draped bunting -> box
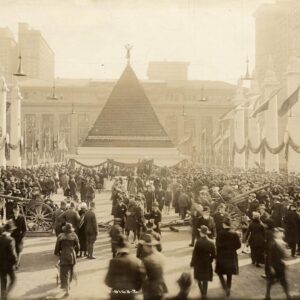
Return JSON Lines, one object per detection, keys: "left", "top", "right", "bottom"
{"left": 68, "top": 158, "right": 154, "bottom": 169}
{"left": 233, "top": 134, "right": 300, "bottom": 161}
{"left": 68, "top": 157, "right": 187, "bottom": 170}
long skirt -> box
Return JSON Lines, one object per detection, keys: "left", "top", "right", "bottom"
{"left": 60, "top": 264, "right": 74, "bottom": 290}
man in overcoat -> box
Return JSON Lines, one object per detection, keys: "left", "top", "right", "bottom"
{"left": 215, "top": 218, "right": 241, "bottom": 297}
{"left": 141, "top": 234, "right": 168, "bottom": 300}
{"left": 0, "top": 221, "right": 17, "bottom": 300}
{"left": 105, "top": 236, "right": 145, "bottom": 300}
{"left": 84, "top": 201, "right": 98, "bottom": 259}
{"left": 190, "top": 225, "right": 216, "bottom": 299}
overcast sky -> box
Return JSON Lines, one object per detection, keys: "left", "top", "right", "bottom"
{"left": 0, "top": 0, "right": 275, "bottom": 83}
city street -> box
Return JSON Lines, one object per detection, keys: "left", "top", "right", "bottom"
{"left": 9, "top": 188, "right": 300, "bottom": 300}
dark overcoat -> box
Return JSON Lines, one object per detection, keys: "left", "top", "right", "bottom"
{"left": 0, "top": 233, "right": 17, "bottom": 272}
{"left": 84, "top": 209, "right": 98, "bottom": 239}
{"left": 105, "top": 252, "right": 145, "bottom": 291}
{"left": 190, "top": 236, "right": 216, "bottom": 281}
{"left": 215, "top": 228, "right": 241, "bottom": 275}
{"left": 284, "top": 210, "right": 299, "bottom": 244}
{"left": 245, "top": 219, "right": 265, "bottom": 248}
{"left": 142, "top": 251, "right": 168, "bottom": 297}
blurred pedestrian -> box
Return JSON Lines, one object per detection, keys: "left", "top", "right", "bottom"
{"left": 215, "top": 218, "right": 241, "bottom": 297}
{"left": 190, "top": 225, "right": 216, "bottom": 299}
{"left": 0, "top": 221, "right": 17, "bottom": 300}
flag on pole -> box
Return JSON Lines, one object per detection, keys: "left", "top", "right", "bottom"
{"left": 251, "top": 88, "right": 281, "bottom": 118}
{"left": 278, "top": 86, "right": 300, "bottom": 117}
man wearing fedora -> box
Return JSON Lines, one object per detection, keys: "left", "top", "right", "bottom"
{"left": 141, "top": 234, "right": 168, "bottom": 300}
{"left": 190, "top": 225, "right": 216, "bottom": 299}
{"left": 84, "top": 201, "right": 98, "bottom": 259}
{"left": 0, "top": 220, "right": 17, "bottom": 300}
{"left": 215, "top": 218, "right": 241, "bottom": 297}
{"left": 10, "top": 204, "right": 27, "bottom": 269}
{"left": 55, "top": 222, "right": 79, "bottom": 298}
{"left": 105, "top": 235, "right": 145, "bottom": 300}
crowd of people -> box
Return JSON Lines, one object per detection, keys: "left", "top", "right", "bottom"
{"left": 0, "top": 164, "right": 300, "bottom": 299}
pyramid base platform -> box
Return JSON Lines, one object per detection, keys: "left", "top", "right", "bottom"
{"left": 69, "top": 147, "right": 189, "bottom": 167}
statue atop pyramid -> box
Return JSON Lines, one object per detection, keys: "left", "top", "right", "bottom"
{"left": 75, "top": 46, "right": 184, "bottom": 166}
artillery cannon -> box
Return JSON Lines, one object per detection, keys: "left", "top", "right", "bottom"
{"left": 159, "top": 183, "right": 271, "bottom": 232}
{"left": 0, "top": 194, "right": 58, "bottom": 233}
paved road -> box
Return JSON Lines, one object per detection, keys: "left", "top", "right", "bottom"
{"left": 9, "top": 189, "right": 300, "bottom": 299}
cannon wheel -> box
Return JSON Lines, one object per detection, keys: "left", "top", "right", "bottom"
{"left": 25, "top": 202, "right": 54, "bottom": 232}
{"left": 225, "top": 203, "right": 242, "bottom": 231}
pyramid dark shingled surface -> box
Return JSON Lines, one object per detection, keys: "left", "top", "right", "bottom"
{"left": 83, "top": 64, "right": 174, "bottom": 148}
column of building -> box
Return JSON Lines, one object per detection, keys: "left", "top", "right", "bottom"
{"left": 8, "top": 85, "right": 22, "bottom": 167}
{"left": 286, "top": 55, "right": 300, "bottom": 173}
{"left": 233, "top": 79, "right": 246, "bottom": 169}
{"left": 0, "top": 78, "right": 8, "bottom": 168}
{"left": 247, "top": 78, "right": 261, "bottom": 169}
{"left": 263, "top": 58, "right": 280, "bottom": 172}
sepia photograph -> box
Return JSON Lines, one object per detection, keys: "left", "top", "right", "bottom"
{"left": 0, "top": 0, "right": 300, "bottom": 299}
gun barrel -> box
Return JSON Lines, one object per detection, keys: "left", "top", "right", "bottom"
{"left": 230, "top": 184, "right": 270, "bottom": 204}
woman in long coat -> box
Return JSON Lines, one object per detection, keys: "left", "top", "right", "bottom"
{"left": 215, "top": 219, "right": 241, "bottom": 297}
{"left": 77, "top": 203, "right": 87, "bottom": 257}
{"left": 55, "top": 223, "right": 80, "bottom": 297}
{"left": 190, "top": 225, "right": 216, "bottom": 298}
{"left": 245, "top": 212, "right": 265, "bottom": 266}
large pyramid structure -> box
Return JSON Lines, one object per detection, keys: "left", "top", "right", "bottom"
{"left": 82, "top": 64, "right": 174, "bottom": 148}
{"left": 73, "top": 61, "right": 184, "bottom": 166}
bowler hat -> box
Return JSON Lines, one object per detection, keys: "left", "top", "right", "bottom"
{"left": 177, "top": 272, "right": 192, "bottom": 289}
{"left": 139, "top": 234, "right": 159, "bottom": 246}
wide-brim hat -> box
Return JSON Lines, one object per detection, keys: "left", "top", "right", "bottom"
{"left": 62, "top": 222, "right": 75, "bottom": 233}
{"left": 152, "top": 201, "right": 159, "bottom": 207}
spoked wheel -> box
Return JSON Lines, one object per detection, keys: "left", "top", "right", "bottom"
{"left": 25, "top": 203, "right": 54, "bottom": 232}
{"left": 225, "top": 203, "right": 242, "bottom": 231}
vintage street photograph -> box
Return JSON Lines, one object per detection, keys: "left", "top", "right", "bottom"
{"left": 0, "top": 0, "right": 300, "bottom": 299}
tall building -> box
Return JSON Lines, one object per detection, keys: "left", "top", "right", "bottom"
{"left": 18, "top": 23, "right": 54, "bottom": 81}
{"left": 255, "top": 0, "right": 300, "bottom": 87}
{"left": 0, "top": 27, "right": 18, "bottom": 83}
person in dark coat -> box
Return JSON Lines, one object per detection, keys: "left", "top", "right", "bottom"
{"left": 215, "top": 218, "right": 241, "bottom": 297}
{"left": 189, "top": 201, "right": 203, "bottom": 247}
{"left": 271, "top": 197, "right": 284, "bottom": 227}
{"left": 84, "top": 201, "right": 98, "bottom": 259}
{"left": 190, "top": 225, "right": 216, "bottom": 299}
{"left": 195, "top": 207, "right": 216, "bottom": 239}
{"left": 10, "top": 204, "right": 27, "bottom": 268}
{"left": 141, "top": 235, "right": 168, "bottom": 300}
{"left": 213, "top": 203, "right": 227, "bottom": 235}
{"left": 0, "top": 221, "right": 17, "bottom": 300}
{"left": 69, "top": 177, "right": 77, "bottom": 200}
{"left": 109, "top": 218, "right": 123, "bottom": 258}
{"left": 62, "top": 202, "right": 80, "bottom": 234}
{"left": 265, "top": 228, "right": 291, "bottom": 300}
{"left": 148, "top": 202, "right": 162, "bottom": 235}
{"left": 53, "top": 200, "right": 67, "bottom": 236}
{"left": 112, "top": 198, "right": 127, "bottom": 233}
{"left": 77, "top": 202, "right": 87, "bottom": 257}
{"left": 105, "top": 236, "right": 145, "bottom": 300}
{"left": 54, "top": 223, "right": 79, "bottom": 298}
{"left": 144, "top": 185, "right": 155, "bottom": 213}
{"left": 178, "top": 189, "right": 191, "bottom": 220}
{"left": 245, "top": 211, "right": 265, "bottom": 267}
{"left": 283, "top": 204, "right": 299, "bottom": 257}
